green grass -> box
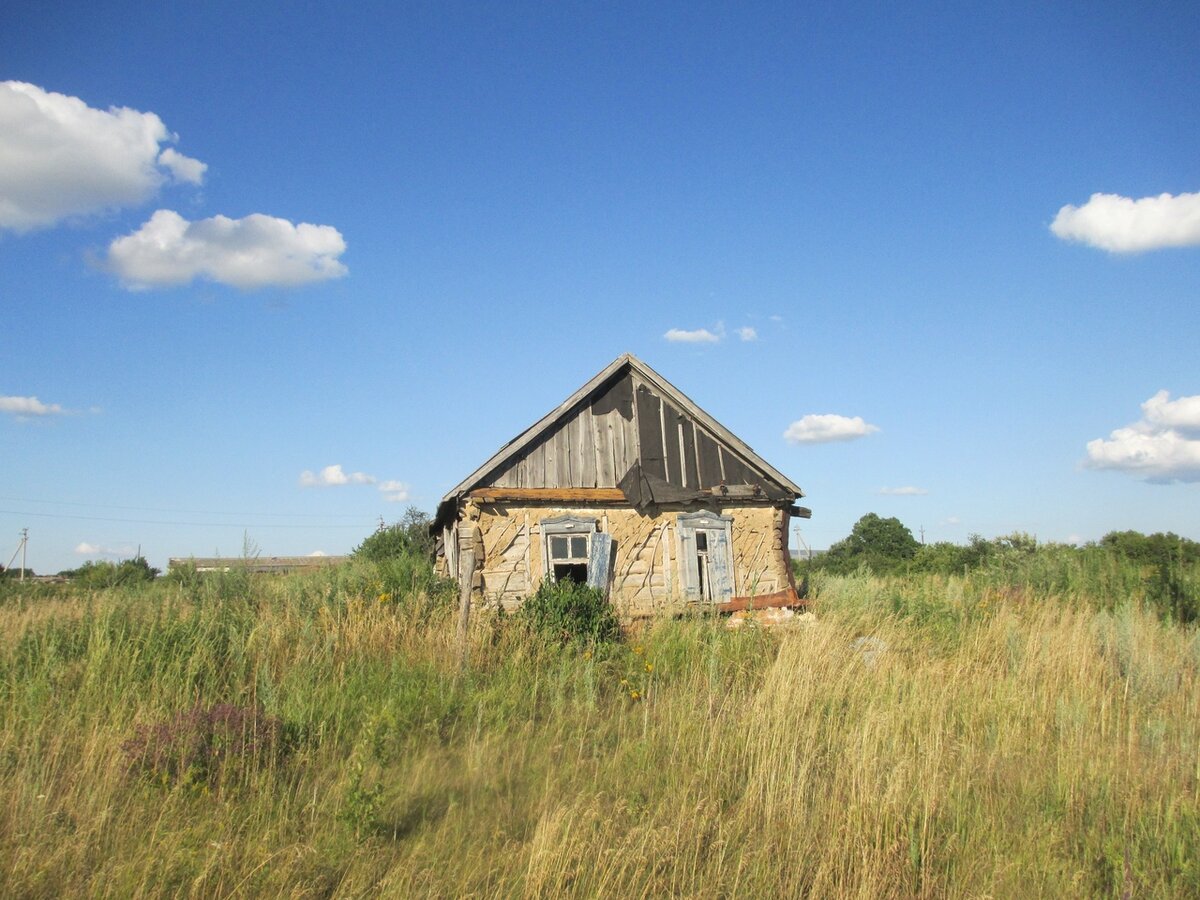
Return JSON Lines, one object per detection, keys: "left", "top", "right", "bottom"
{"left": 0, "top": 560, "right": 1197, "bottom": 897}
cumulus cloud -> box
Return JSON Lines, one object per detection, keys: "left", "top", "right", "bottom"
{"left": 1085, "top": 390, "right": 1200, "bottom": 483}
{"left": 157, "top": 147, "right": 206, "bottom": 185}
{"left": 664, "top": 327, "right": 720, "bottom": 344}
{"left": 1051, "top": 191, "right": 1200, "bottom": 253}
{"left": 878, "top": 486, "right": 928, "bottom": 496}
{"left": 299, "top": 464, "right": 376, "bottom": 487}
{"left": 74, "top": 541, "right": 131, "bottom": 557}
{"left": 736, "top": 326, "right": 757, "bottom": 342}
{"left": 106, "top": 209, "right": 348, "bottom": 289}
{"left": 0, "top": 395, "right": 64, "bottom": 417}
{"left": 378, "top": 480, "right": 411, "bottom": 502}
{"left": 784, "top": 414, "right": 880, "bottom": 444}
{"left": 0, "top": 81, "right": 204, "bottom": 232}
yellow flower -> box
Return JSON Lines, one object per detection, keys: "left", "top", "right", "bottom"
{"left": 583, "top": 649, "right": 593, "bottom": 660}
{"left": 633, "top": 645, "right": 644, "bottom": 655}
{"left": 629, "top": 690, "right": 641, "bottom": 701}
{"left": 644, "top": 663, "right": 653, "bottom": 673}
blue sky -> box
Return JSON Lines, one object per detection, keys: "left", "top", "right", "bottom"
{"left": 3, "top": 1, "right": 1198, "bottom": 574}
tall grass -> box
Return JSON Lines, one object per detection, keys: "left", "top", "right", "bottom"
{"left": 0, "top": 561, "right": 1197, "bottom": 897}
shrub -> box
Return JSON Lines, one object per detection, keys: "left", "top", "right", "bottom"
{"left": 516, "top": 578, "right": 621, "bottom": 646}
{"left": 354, "top": 507, "right": 435, "bottom": 561}
{"left": 63, "top": 556, "right": 159, "bottom": 588}
{"left": 122, "top": 703, "right": 288, "bottom": 789}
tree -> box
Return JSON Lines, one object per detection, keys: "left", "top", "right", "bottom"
{"left": 819, "top": 513, "right": 920, "bottom": 574}
{"left": 353, "top": 506, "right": 435, "bottom": 561}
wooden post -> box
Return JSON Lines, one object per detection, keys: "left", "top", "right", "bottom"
{"left": 457, "top": 533, "right": 475, "bottom": 671}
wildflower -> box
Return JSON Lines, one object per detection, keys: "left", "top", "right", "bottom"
{"left": 644, "top": 663, "right": 653, "bottom": 673}
{"left": 629, "top": 690, "right": 641, "bottom": 701}
{"left": 633, "top": 645, "right": 644, "bottom": 656}
{"left": 583, "top": 649, "right": 593, "bottom": 660}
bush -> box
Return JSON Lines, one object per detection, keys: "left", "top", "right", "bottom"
{"left": 122, "top": 703, "right": 289, "bottom": 789}
{"left": 63, "top": 556, "right": 159, "bottom": 588}
{"left": 354, "top": 507, "right": 435, "bottom": 561}
{"left": 516, "top": 578, "right": 621, "bottom": 646}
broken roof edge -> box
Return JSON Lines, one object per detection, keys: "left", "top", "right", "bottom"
{"left": 436, "top": 352, "right": 803, "bottom": 511}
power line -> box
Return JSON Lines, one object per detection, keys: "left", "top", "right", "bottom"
{"left": 0, "top": 509, "right": 373, "bottom": 528}
{"left": 0, "top": 495, "right": 370, "bottom": 519}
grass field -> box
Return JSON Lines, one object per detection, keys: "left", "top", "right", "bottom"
{"left": 1, "top": 558, "right": 1197, "bottom": 897}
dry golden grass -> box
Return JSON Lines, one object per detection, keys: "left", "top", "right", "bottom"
{"left": 0, "top": 568, "right": 1196, "bottom": 897}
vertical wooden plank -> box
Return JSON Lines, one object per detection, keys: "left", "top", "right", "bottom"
{"left": 555, "top": 426, "right": 572, "bottom": 486}
{"left": 696, "top": 429, "right": 723, "bottom": 488}
{"left": 658, "top": 395, "right": 671, "bottom": 483}
{"left": 636, "top": 385, "right": 666, "bottom": 479}
{"left": 612, "top": 409, "right": 627, "bottom": 478}
{"left": 681, "top": 419, "right": 699, "bottom": 488}
{"left": 543, "top": 434, "right": 558, "bottom": 489}
{"left": 592, "top": 406, "right": 616, "bottom": 486}
{"left": 579, "top": 408, "right": 597, "bottom": 488}
{"left": 677, "top": 423, "right": 688, "bottom": 487}
{"left": 662, "top": 402, "right": 682, "bottom": 486}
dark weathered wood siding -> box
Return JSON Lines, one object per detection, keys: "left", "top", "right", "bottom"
{"left": 483, "top": 370, "right": 788, "bottom": 497}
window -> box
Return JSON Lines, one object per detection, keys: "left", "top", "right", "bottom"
{"left": 541, "top": 516, "right": 596, "bottom": 585}
{"left": 540, "top": 515, "right": 615, "bottom": 593}
{"left": 549, "top": 532, "right": 590, "bottom": 583}
{"left": 677, "top": 511, "right": 734, "bottom": 602}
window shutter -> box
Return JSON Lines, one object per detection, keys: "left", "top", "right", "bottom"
{"left": 678, "top": 528, "right": 698, "bottom": 597}
{"left": 587, "top": 532, "right": 613, "bottom": 595}
{"left": 708, "top": 529, "right": 734, "bottom": 601}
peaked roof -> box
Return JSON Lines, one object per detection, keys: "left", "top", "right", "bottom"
{"left": 436, "top": 353, "right": 802, "bottom": 521}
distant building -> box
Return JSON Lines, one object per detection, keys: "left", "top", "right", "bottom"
{"left": 432, "top": 353, "right": 810, "bottom": 617}
{"left": 168, "top": 555, "right": 348, "bottom": 575}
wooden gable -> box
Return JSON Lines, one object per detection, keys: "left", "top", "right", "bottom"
{"left": 438, "top": 354, "right": 802, "bottom": 519}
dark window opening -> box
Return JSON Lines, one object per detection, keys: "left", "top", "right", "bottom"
{"left": 553, "top": 563, "right": 589, "bottom": 584}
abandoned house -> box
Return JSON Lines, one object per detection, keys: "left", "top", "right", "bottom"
{"left": 432, "top": 353, "right": 811, "bottom": 617}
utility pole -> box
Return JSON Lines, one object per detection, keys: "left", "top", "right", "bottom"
{"left": 793, "top": 524, "right": 811, "bottom": 562}
{"left": 6, "top": 529, "right": 29, "bottom": 581}
{"left": 920, "top": 526, "right": 925, "bottom": 545}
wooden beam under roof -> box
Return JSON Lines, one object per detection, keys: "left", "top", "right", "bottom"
{"left": 467, "top": 488, "right": 627, "bottom": 503}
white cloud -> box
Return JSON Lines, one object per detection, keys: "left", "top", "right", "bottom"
{"left": 1051, "top": 191, "right": 1200, "bottom": 253}
{"left": 784, "top": 414, "right": 880, "bottom": 444}
{"left": 0, "top": 81, "right": 204, "bottom": 232}
{"left": 378, "top": 480, "right": 411, "bottom": 502}
{"left": 664, "top": 327, "right": 721, "bottom": 344}
{"left": 944, "top": 516, "right": 961, "bottom": 526}
{"left": 307, "top": 550, "right": 328, "bottom": 557}
{"left": 299, "top": 464, "right": 376, "bottom": 487}
{"left": 157, "top": 147, "right": 206, "bottom": 185}
{"left": 1141, "top": 389, "right": 1200, "bottom": 434}
{"left": 0, "top": 395, "right": 64, "bottom": 417}
{"left": 1085, "top": 391, "right": 1200, "bottom": 483}
{"left": 106, "top": 209, "right": 348, "bottom": 290}
{"left": 878, "top": 486, "right": 928, "bottom": 496}
{"left": 74, "top": 541, "right": 131, "bottom": 557}
{"left": 736, "top": 326, "right": 757, "bottom": 342}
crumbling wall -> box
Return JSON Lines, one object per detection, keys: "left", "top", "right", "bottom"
{"left": 466, "top": 502, "right": 792, "bottom": 615}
